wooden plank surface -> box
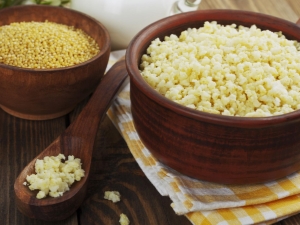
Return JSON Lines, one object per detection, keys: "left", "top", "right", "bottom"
{"left": 1, "top": 0, "right": 300, "bottom": 225}
{"left": 69, "top": 99, "right": 190, "bottom": 224}
{"left": 78, "top": 116, "right": 189, "bottom": 224}
{"left": 199, "top": 0, "right": 300, "bottom": 23}
{"left": 0, "top": 109, "right": 78, "bottom": 225}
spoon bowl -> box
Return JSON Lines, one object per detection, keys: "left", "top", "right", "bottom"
{"left": 14, "top": 59, "right": 128, "bottom": 221}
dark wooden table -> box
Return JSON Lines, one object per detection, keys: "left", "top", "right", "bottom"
{"left": 2, "top": 0, "right": 300, "bottom": 224}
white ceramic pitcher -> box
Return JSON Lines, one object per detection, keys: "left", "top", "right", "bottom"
{"left": 71, "top": 0, "right": 201, "bottom": 50}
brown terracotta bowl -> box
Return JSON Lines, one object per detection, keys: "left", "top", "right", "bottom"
{"left": 0, "top": 5, "right": 110, "bottom": 120}
{"left": 126, "top": 10, "right": 300, "bottom": 184}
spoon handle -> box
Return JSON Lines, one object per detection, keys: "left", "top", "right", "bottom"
{"left": 67, "top": 58, "right": 128, "bottom": 138}
{"left": 13, "top": 58, "right": 128, "bottom": 222}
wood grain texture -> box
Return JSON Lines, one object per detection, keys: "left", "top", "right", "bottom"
{"left": 79, "top": 116, "right": 189, "bottom": 225}
{"left": 69, "top": 86, "right": 189, "bottom": 224}
{"left": 2, "top": 0, "right": 300, "bottom": 224}
{"left": 126, "top": 9, "right": 300, "bottom": 184}
{"left": 13, "top": 59, "right": 128, "bottom": 221}
{"left": 285, "top": 0, "right": 300, "bottom": 20}
{"left": 199, "top": 0, "right": 300, "bottom": 22}
{"left": 0, "top": 109, "right": 78, "bottom": 224}
{"left": 0, "top": 5, "right": 110, "bottom": 120}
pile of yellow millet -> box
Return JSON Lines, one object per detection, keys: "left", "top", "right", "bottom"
{"left": 0, "top": 21, "right": 100, "bottom": 69}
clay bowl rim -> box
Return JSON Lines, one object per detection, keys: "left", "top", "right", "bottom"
{"left": 0, "top": 5, "right": 110, "bottom": 73}
{"left": 126, "top": 9, "right": 300, "bottom": 129}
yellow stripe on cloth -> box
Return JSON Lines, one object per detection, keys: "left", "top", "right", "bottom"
{"left": 186, "top": 195, "right": 300, "bottom": 225}
{"left": 107, "top": 51, "right": 300, "bottom": 224}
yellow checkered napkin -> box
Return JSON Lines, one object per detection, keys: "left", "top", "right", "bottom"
{"left": 107, "top": 51, "right": 300, "bottom": 225}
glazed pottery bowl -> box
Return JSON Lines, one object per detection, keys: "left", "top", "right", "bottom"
{"left": 0, "top": 5, "right": 110, "bottom": 120}
{"left": 126, "top": 10, "right": 300, "bottom": 184}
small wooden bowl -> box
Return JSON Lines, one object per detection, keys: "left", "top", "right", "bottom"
{"left": 126, "top": 10, "right": 300, "bottom": 184}
{"left": 0, "top": 5, "right": 110, "bottom": 120}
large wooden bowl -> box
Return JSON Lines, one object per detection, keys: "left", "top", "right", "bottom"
{"left": 0, "top": 5, "right": 110, "bottom": 120}
{"left": 126, "top": 10, "right": 300, "bottom": 184}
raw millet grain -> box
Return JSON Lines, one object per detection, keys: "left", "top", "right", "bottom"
{"left": 0, "top": 21, "right": 100, "bottom": 69}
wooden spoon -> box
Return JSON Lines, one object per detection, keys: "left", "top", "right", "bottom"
{"left": 14, "top": 58, "right": 128, "bottom": 221}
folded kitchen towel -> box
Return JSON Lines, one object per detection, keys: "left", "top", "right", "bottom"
{"left": 107, "top": 50, "right": 300, "bottom": 225}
